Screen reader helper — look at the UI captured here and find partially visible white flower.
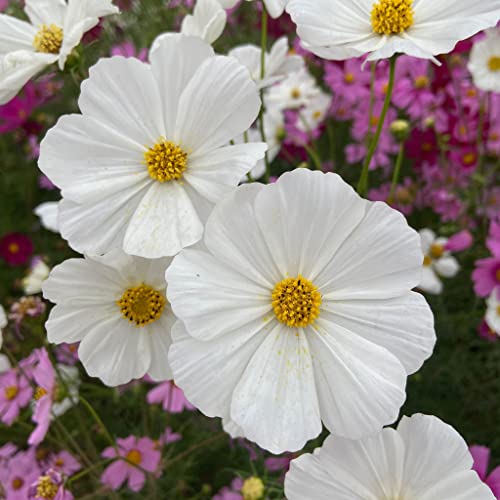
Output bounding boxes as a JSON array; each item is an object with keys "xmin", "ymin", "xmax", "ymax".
[
  {"xmin": 229, "ymin": 37, "xmax": 304, "ymax": 89},
  {"xmin": 469, "ymin": 29, "xmax": 500, "ymax": 93},
  {"xmin": 181, "ymin": 0, "xmax": 227, "ymax": 45},
  {"xmin": 0, "ymin": 0, "xmax": 119, "ymax": 104},
  {"xmin": 419, "ymin": 229, "xmax": 459, "ymax": 295},
  {"xmin": 219, "ymin": 0, "xmax": 287, "ymax": 18},
  {"xmin": 34, "ymin": 202, "xmax": 60, "ymax": 233},
  {"xmin": 267, "ymin": 68, "xmax": 320, "ymax": 110},
  {"xmin": 296, "ymin": 90, "xmax": 332, "ymax": 133},
  {"xmin": 237, "ymin": 107, "xmax": 284, "ymax": 180},
  {"xmin": 0, "ymin": 304, "xmax": 6, "ymax": 349},
  {"xmin": 167, "ymin": 169, "xmax": 435, "ymax": 454},
  {"xmin": 0, "ymin": 354, "xmax": 11, "ymax": 374},
  {"xmin": 43, "ymin": 249, "xmax": 176, "ymax": 387},
  {"xmin": 22, "ymin": 258, "xmax": 51, "ymax": 295},
  {"xmin": 52, "ymin": 364, "xmax": 80, "ymax": 417},
  {"xmin": 285, "ymin": 413, "xmax": 495, "ymax": 500},
  {"xmin": 38, "ymin": 33, "xmax": 266, "ymax": 258},
  {"xmin": 486, "ymin": 289, "xmax": 500, "ymax": 335},
  {"xmin": 286, "ymin": 0, "xmax": 500, "ymax": 64}
]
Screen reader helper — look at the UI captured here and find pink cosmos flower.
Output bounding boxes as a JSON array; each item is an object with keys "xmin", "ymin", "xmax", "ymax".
[
  {"xmin": 324, "ymin": 59, "xmax": 370, "ymax": 103},
  {"xmin": 0, "ymin": 368, "xmax": 33, "ymax": 425},
  {"xmin": 9, "ymin": 296, "xmax": 46, "ymax": 333},
  {"xmin": 213, "ymin": 477, "xmax": 244, "ymax": 500},
  {"xmin": 28, "ymin": 469, "xmax": 74, "ymax": 500},
  {"xmin": 478, "ymin": 320, "xmax": 499, "ymax": 343},
  {"xmin": 101, "ymin": 436, "xmax": 161, "ymax": 493},
  {"xmin": 0, "ymin": 233, "xmax": 33, "ymax": 266},
  {"xmin": 45, "ymin": 451, "xmax": 81, "ymax": 476},
  {"xmin": 157, "ymin": 427, "xmax": 182, "ymax": 446},
  {"xmin": 146, "ymin": 381, "xmax": 195, "ymax": 413},
  {"xmin": 28, "ymin": 348, "xmax": 56, "ymax": 446},
  {"xmin": 54, "ymin": 344, "xmax": 80, "ymax": 367},
  {"xmin": 2, "ymin": 449, "xmax": 41, "ymax": 500},
  {"xmin": 445, "ymin": 230, "xmax": 473, "ymax": 252},
  {"xmin": 473, "ymin": 259, "xmax": 500, "ymax": 297},
  {"xmin": 111, "ymin": 41, "xmax": 148, "ymax": 61},
  {"xmin": 470, "ymin": 445, "xmax": 500, "ymax": 498}
]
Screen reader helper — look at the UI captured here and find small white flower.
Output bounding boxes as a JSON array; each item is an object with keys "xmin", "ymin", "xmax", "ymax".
[
  {"xmin": 181, "ymin": 0, "xmax": 227, "ymax": 44},
  {"xmin": 0, "ymin": 0, "xmax": 119, "ymax": 104},
  {"xmin": 285, "ymin": 413, "xmax": 495, "ymax": 500},
  {"xmin": 286, "ymin": 0, "xmax": 500, "ymax": 63},
  {"xmin": 469, "ymin": 29, "xmax": 500, "ymax": 93},
  {"xmin": 229, "ymin": 37, "xmax": 304, "ymax": 89},
  {"xmin": 167, "ymin": 169, "xmax": 435, "ymax": 453},
  {"xmin": 419, "ymin": 229, "xmax": 460, "ymax": 295},
  {"xmin": 296, "ymin": 90, "xmax": 332, "ymax": 133},
  {"xmin": 267, "ymin": 68, "xmax": 320, "ymax": 110},
  {"xmin": 43, "ymin": 249, "xmax": 175, "ymax": 386},
  {"xmin": 0, "ymin": 304, "xmax": 6, "ymax": 349},
  {"xmin": 23, "ymin": 258, "xmax": 51, "ymax": 295},
  {"xmin": 486, "ymin": 289, "xmax": 500, "ymax": 335},
  {"xmin": 38, "ymin": 33, "xmax": 266, "ymax": 258},
  {"xmin": 34, "ymin": 201, "xmax": 60, "ymax": 233}
]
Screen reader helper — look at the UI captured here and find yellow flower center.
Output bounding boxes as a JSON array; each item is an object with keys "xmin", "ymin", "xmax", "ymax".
[
  {"xmin": 488, "ymin": 56, "xmax": 500, "ymax": 72},
  {"xmin": 423, "ymin": 255, "xmax": 432, "ymax": 267},
  {"xmin": 117, "ymin": 284, "xmax": 166, "ymax": 327},
  {"xmin": 291, "ymin": 88, "xmax": 301, "ymax": 99},
  {"xmin": 344, "ymin": 72, "xmax": 355, "ymax": 84},
  {"xmin": 414, "ymin": 75, "xmax": 429, "ymax": 89},
  {"xmin": 371, "ymin": 0, "xmax": 414, "ymax": 35},
  {"xmin": 33, "ymin": 24, "xmax": 63, "ymax": 54},
  {"xmin": 496, "ymin": 269, "xmax": 500, "ymax": 282},
  {"xmin": 429, "ymin": 243, "xmax": 444, "ymax": 259},
  {"xmin": 5, "ymin": 385, "xmax": 18, "ymax": 400},
  {"xmin": 462, "ymin": 152, "xmax": 477, "ymax": 165},
  {"xmin": 312, "ymin": 110, "xmax": 322, "ymax": 120},
  {"xmin": 272, "ymin": 276, "xmax": 321, "ymax": 328},
  {"xmin": 126, "ymin": 449, "xmax": 142, "ymax": 465},
  {"xmin": 241, "ymin": 477, "xmax": 265, "ymax": 500},
  {"xmin": 8, "ymin": 243, "xmax": 19, "ymax": 254},
  {"xmin": 144, "ymin": 139, "xmax": 188, "ymax": 182},
  {"xmin": 12, "ymin": 478, "xmax": 24, "ymax": 490},
  {"xmin": 496, "ymin": 305, "xmax": 500, "ymax": 316},
  {"xmin": 34, "ymin": 386, "xmax": 48, "ymax": 400},
  {"xmin": 36, "ymin": 475, "xmax": 59, "ymax": 500}
]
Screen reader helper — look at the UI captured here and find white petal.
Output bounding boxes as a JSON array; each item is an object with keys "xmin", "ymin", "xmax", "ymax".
[
  {"xmin": 418, "ymin": 471, "xmax": 496, "ymax": 500},
  {"xmin": 146, "ymin": 313, "xmax": 175, "ymax": 381},
  {"xmin": 185, "ymin": 143, "xmax": 267, "ymax": 203},
  {"xmin": 231, "ymin": 323, "xmax": 322, "ymax": 454},
  {"xmin": 325, "ymin": 292, "xmax": 435, "ymax": 375},
  {"xmin": 175, "ymin": 54, "xmax": 261, "ymax": 154},
  {"xmin": 0, "ymin": 14, "xmax": 36, "ymax": 52},
  {"xmin": 308, "ymin": 319, "xmax": 407, "ymax": 439},
  {"xmin": 263, "ymin": 0, "xmax": 287, "ymax": 18},
  {"xmin": 24, "ymin": 0, "xmax": 65, "ymax": 26},
  {"xmin": 78, "ymin": 57, "xmax": 165, "ymax": 146},
  {"xmin": 149, "ymin": 33, "xmax": 214, "ymax": 139},
  {"xmin": 419, "ymin": 266, "xmax": 443, "ymax": 294},
  {"xmin": 168, "ymin": 319, "xmax": 266, "ymax": 419},
  {"xmin": 34, "ymin": 202, "xmax": 60, "ymax": 233},
  {"xmin": 434, "ymin": 256, "xmax": 460, "ymax": 278},
  {"xmin": 123, "ymin": 181, "xmax": 204, "ymax": 258},
  {"xmin": 419, "ymin": 228, "xmax": 436, "ymax": 254}
]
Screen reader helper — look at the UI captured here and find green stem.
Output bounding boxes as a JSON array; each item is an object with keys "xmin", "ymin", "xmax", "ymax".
[
  {"xmin": 357, "ymin": 57, "xmax": 397, "ymax": 196},
  {"xmin": 67, "ymin": 458, "xmax": 114, "ymax": 485},
  {"xmin": 259, "ymin": 6, "xmax": 271, "ymax": 183},
  {"xmin": 389, "ymin": 142, "xmax": 405, "ymax": 203},
  {"xmin": 304, "ymin": 144, "xmax": 322, "ymax": 171},
  {"xmin": 79, "ymin": 394, "xmax": 116, "ymax": 451}
]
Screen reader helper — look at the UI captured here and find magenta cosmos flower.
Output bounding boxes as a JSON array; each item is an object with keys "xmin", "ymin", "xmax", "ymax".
[
  {"xmin": 28, "ymin": 469, "xmax": 74, "ymax": 500},
  {"xmin": 0, "ymin": 368, "xmax": 33, "ymax": 425},
  {"xmin": 146, "ymin": 381, "xmax": 195, "ymax": 413},
  {"xmin": 0, "ymin": 233, "xmax": 33, "ymax": 266},
  {"xmin": 471, "ymin": 445, "xmax": 500, "ymax": 498},
  {"xmin": 2, "ymin": 449, "xmax": 41, "ymax": 500},
  {"xmin": 101, "ymin": 436, "xmax": 161, "ymax": 493}
]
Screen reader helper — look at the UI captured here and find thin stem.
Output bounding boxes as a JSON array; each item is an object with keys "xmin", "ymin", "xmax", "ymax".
[
  {"xmin": 79, "ymin": 394, "xmax": 117, "ymax": 451},
  {"xmin": 259, "ymin": 6, "xmax": 271, "ymax": 182},
  {"xmin": 304, "ymin": 144, "xmax": 322, "ymax": 171},
  {"xmin": 389, "ymin": 142, "xmax": 405, "ymax": 203},
  {"xmin": 67, "ymin": 458, "xmax": 114, "ymax": 485},
  {"xmin": 357, "ymin": 57, "xmax": 397, "ymax": 196},
  {"xmin": 165, "ymin": 432, "xmax": 226, "ymax": 467}
]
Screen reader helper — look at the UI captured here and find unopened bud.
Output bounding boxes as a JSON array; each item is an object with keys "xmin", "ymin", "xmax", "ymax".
[{"xmin": 390, "ymin": 119, "xmax": 410, "ymax": 142}]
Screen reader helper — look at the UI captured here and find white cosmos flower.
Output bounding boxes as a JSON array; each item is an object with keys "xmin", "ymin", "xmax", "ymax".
[
  {"xmin": 485, "ymin": 289, "xmax": 500, "ymax": 335},
  {"xmin": 229, "ymin": 37, "xmax": 304, "ymax": 89},
  {"xmin": 23, "ymin": 258, "xmax": 51, "ymax": 295},
  {"xmin": 419, "ymin": 228, "xmax": 459, "ymax": 295},
  {"xmin": 38, "ymin": 33, "xmax": 266, "ymax": 258},
  {"xmin": 469, "ymin": 29, "xmax": 500, "ymax": 93},
  {"xmin": 297, "ymin": 90, "xmax": 332, "ymax": 133},
  {"xmin": 181, "ymin": 0, "xmax": 227, "ymax": 44},
  {"xmin": 284, "ymin": 413, "xmax": 495, "ymax": 500},
  {"xmin": 34, "ymin": 201, "xmax": 60, "ymax": 233},
  {"xmin": 286, "ymin": 0, "xmax": 500, "ymax": 63},
  {"xmin": 43, "ymin": 249, "xmax": 175, "ymax": 386},
  {"xmin": 267, "ymin": 67, "xmax": 320, "ymax": 111},
  {"xmin": 167, "ymin": 169, "xmax": 435, "ymax": 454},
  {"xmin": 0, "ymin": 0, "xmax": 119, "ymax": 104},
  {"xmin": 0, "ymin": 354, "xmax": 11, "ymax": 374}
]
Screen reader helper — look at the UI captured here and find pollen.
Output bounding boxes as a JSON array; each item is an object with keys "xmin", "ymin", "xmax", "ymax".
[
  {"xmin": 414, "ymin": 75, "xmax": 429, "ymax": 89},
  {"xmin": 241, "ymin": 477, "xmax": 265, "ymax": 500},
  {"xmin": 33, "ymin": 24, "xmax": 63, "ymax": 54},
  {"xmin": 488, "ymin": 56, "xmax": 500, "ymax": 72},
  {"xmin": 423, "ymin": 255, "xmax": 432, "ymax": 267},
  {"xmin": 35, "ymin": 475, "xmax": 59, "ymax": 500},
  {"xmin": 34, "ymin": 387, "xmax": 48, "ymax": 400},
  {"xmin": 291, "ymin": 88, "xmax": 301, "ymax": 99},
  {"xmin": 371, "ymin": 0, "xmax": 414, "ymax": 35},
  {"xmin": 429, "ymin": 243, "xmax": 444, "ymax": 259},
  {"xmin": 126, "ymin": 449, "xmax": 143, "ymax": 465},
  {"xmin": 272, "ymin": 275, "xmax": 321, "ymax": 328},
  {"xmin": 344, "ymin": 72, "xmax": 355, "ymax": 84},
  {"xmin": 144, "ymin": 139, "xmax": 188, "ymax": 182},
  {"xmin": 117, "ymin": 284, "xmax": 166, "ymax": 328},
  {"xmin": 5, "ymin": 385, "xmax": 18, "ymax": 400}
]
